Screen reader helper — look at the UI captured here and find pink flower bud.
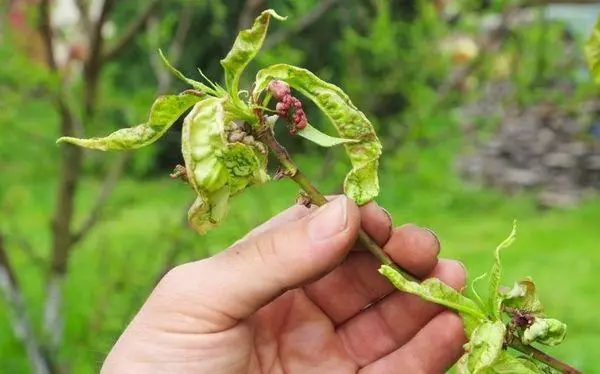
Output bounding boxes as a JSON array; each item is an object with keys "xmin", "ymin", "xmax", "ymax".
[{"xmin": 268, "ymin": 80, "xmax": 291, "ymax": 101}]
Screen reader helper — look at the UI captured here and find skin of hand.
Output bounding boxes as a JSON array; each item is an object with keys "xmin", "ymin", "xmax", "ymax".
[{"xmin": 102, "ymin": 196, "xmax": 467, "ymax": 374}]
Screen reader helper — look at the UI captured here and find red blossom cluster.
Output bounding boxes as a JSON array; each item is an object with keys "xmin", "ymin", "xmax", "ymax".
[{"xmin": 268, "ymin": 80, "xmax": 307, "ymax": 135}]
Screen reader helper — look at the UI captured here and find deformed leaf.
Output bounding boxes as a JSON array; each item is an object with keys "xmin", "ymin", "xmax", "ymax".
[
  {"xmin": 522, "ymin": 318, "xmax": 567, "ymax": 346},
  {"xmin": 182, "ymin": 97, "xmax": 268, "ymax": 234},
  {"xmin": 458, "ymin": 321, "xmax": 506, "ymax": 373},
  {"xmin": 221, "ymin": 9, "xmax": 285, "ymax": 99},
  {"xmin": 379, "ymin": 265, "xmax": 485, "ymax": 336},
  {"xmin": 489, "ymin": 221, "xmax": 517, "ymax": 320},
  {"xmin": 501, "ymin": 278, "xmax": 544, "ymax": 316},
  {"xmin": 57, "ymin": 93, "xmax": 203, "ymax": 151},
  {"xmin": 297, "ymin": 123, "xmax": 359, "ymax": 147},
  {"xmin": 253, "ymin": 64, "xmax": 382, "ymax": 205},
  {"xmin": 219, "ymin": 142, "xmax": 269, "ymax": 195},
  {"xmin": 585, "ymin": 15, "xmax": 600, "ymax": 85}
]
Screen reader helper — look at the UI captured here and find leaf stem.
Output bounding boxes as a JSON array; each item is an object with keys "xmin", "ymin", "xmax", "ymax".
[
  {"xmin": 254, "ymin": 124, "xmax": 580, "ymax": 374},
  {"xmin": 509, "ymin": 341, "xmax": 582, "ymax": 374},
  {"xmin": 255, "ymin": 126, "xmax": 418, "ymax": 281}
]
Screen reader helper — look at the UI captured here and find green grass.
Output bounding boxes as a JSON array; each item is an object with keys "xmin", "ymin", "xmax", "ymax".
[{"xmin": 0, "ymin": 148, "xmax": 598, "ymax": 372}]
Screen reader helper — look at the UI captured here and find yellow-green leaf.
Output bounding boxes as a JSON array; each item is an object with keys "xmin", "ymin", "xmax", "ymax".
[
  {"xmin": 253, "ymin": 64, "xmax": 382, "ymax": 205},
  {"xmin": 220, "ymin": 9, "xmax": 285, "ymax": 99},
  {"xmin": 57, "ymin": 93, "xmax": 202, "ymax": 151}
]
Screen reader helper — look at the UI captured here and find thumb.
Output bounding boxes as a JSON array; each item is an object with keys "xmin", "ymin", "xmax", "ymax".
[{"xmin": 147, "ymin": 196, "xmax": 361, "ymax": 332}]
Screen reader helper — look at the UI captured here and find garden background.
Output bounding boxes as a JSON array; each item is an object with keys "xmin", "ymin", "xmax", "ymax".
[{"xmin": 1, "ymin": 0, "xmax": 599, "ymax": 372}]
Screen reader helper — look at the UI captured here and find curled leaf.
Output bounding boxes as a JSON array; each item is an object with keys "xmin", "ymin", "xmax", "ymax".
[
  {"xmin": 522, "ymin": 318, "xmax": 567, "ymax": 346},
  {"xmin": 58, "ymin": 93, "xmax": 202, "ymax": 151},
  {"xmin": 297, "ymin": 123, "xmax": 359, "ymax": 147},
  {"xmin": 458, "ymin": 321, "xmax": 506, "ymax": 373},
  {"xmin": 182, "ymin": 97, "xmax": 268, "ymax": 233},
  {"xmin": 501, "ymin": 278, "xmax": 544, "ymax": 316},
  {"xmin": 489, "ymin": 221, "xmax": 517, "ymax": 320},
  {"xmin": 221, "ymin": 9, "xmax": 286, "ymax": 100},
  {"xmin": 254, "ymin": 64, "xmax": 382, "ymax": 205},
  {"xmin": 379, "ymin": 265, "xmax": 485, "ymax": 336}
]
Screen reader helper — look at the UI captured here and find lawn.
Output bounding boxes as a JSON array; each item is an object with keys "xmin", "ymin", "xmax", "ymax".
[{"xmin": 1, "ymin": 145, "xmax": 598, "ymax": 372}]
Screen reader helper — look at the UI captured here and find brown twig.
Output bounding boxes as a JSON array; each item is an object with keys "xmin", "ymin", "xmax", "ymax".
[
  {"xmin": 70, "ymin": 153, "xmax": 130, "ymax": 245},
  {"xmin": 510, "ymin": 341, "xmax": 582, "ymax": 374}
]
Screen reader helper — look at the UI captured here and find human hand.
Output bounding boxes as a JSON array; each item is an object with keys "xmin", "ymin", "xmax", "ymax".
[{"xmin": 102, "ymin": 196, "xmax": 466, "ymax": 373}]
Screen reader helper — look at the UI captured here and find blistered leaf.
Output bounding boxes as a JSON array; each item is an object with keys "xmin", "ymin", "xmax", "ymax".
[
  {"xmin": 182, "ymin": 97, "xmax": 268, "ymax": 234},
  {"xmin": 221, "ymin": 9, "xmax": 285, "ymax": 99},
  {"xmin": 57, "ymin": 93, "xmax": 202, "ymax": 150},
  {"xmin": 522, "ymin": 318, "xmax": 567, "ymax": 346},
  {"xmin": 298, "ymin": 123, "xmax": 359, "ymax": 147},
  {"xmin": 220, "ymin": 142, "xmax": 269, "ymax": 195},
  {"xmin": 379, "ymin": 265, "xmax": 485, "ymax": 336},
  {"xmin": 254, "ymin": 64, "xmax": 382, "ymax": 205},
  {"xmin": 585, "ymin": 15, "xmax": 600, "ymax": 85},
  {"xmin": 458, "ymin": 321, "xmax": 506, "ymax": 373},
  {"xmin": 501, "ymin": 278, "xmax": 544, "ymax": 316},
  {"xmin": 159, "ymin": 50, "xmax": 221, "ymax": 96},
  {"xmin": 489, "ymin": 221, "xmax": 517, "ymax": 320}
]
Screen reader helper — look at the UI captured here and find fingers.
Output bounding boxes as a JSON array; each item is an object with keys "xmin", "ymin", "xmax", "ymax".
[
  {"xmin": 144, "ymin": 196, "xmax": 361, "ymax": 333},
  {"xmin": 360, "ymin": 311, "xmax": 466, "ymax": 374},
  {"xmin": 337, "ymin": 260, "xmax": 466, "ymax": 367},
  {"xmin": 304, "ymin": 224, "xmax": 441, "ymax": 325}
]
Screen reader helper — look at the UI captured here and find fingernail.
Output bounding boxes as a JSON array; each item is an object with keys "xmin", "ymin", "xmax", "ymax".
[
  {"xmin": 424, "ymin": 227, "xmax": 441, "ymax": 253},
  {"xmin": 308, "ymin": 196, "xmax": 348, "ymax": 241}
]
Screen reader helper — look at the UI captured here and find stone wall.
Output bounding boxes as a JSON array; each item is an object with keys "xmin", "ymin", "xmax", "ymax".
[{"xmin": 458, "ymin": 92, "xmax": 600, "ymax": 208}]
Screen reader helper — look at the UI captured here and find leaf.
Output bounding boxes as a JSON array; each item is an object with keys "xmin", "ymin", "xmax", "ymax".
[
  {"xmin": 458, "ymin": 321, "xmax": 506, "ymax": 373},
  {"xmin": 501, "ymin": 278, "xmax": 544, "ymax": 316},
  {"xmin": 489, "ymin": 221, "xmax": 517, "ymax": 321},
  {"xmin": 219, "ymin": 142, "xmax": 269, "ymax": 195},
  {"xmin": 585, "ymin": 15, "xmax": 600, "ymax": 85},
  {"xmin": 220, "ymin": 9, "xmax": 286, "ymax": 99},
  {"xmin": 182, "ymin": 97, "xmax": 268, "ymax": 234},
  {"xmin": 522, "ymin": 318, "xmax": 567, "ymax": 346},
  {"xmin": 488, "ymin": 353, "xmax": 543, "ymax": 374},
  {"xmin": 297, "ymin": 123, "xmax": 359, "ymax": 147},
  {"xmin": 57, "ymin": 93, "xmax": 202, "ymax": 151},
  {"xmin": 253, "ymin": 64, "xmax": 382, "ymax": 205},
  {"xmin": 379, "ymin": 265, "xmax": 486, "ymax": 336},
  {"xmin": 159, "ymin": 50, "xmax": 219, "ymax": 96}
]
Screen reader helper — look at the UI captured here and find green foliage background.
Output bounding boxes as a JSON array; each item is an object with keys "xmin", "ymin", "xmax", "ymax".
[{"xmin": 1, "ymin": 0, "xmax": 598, "ymax": 372}]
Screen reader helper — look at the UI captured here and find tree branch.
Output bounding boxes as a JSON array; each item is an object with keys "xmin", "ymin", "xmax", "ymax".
[
  {"xmin": 102, "ymin": 0, "xmax": 161, "ymax": 62},
  {"xmin": 0, "ymin": 234, "xmax": 53, "ymax": 374},
  {"xmin": 238, "ymin": 0, "xmax": 265, "ymax": 30},
  {"xmin": 38, "ymin": 0, "xmax": 57, "ymax": 70},
  {"xmin": 263, "ymin": 0, "xmax": 341, "ymax": 50},
  {"xmin": 74, "ymin": 0, "xmax": 92, "ymax": 35},
  {"xmin": 84, "ymin": 0, "xmax": 116, "ymax": 116},
  {"xmin": 70, "ymin": 153, "xmax": 130, "ymax": 245}
]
